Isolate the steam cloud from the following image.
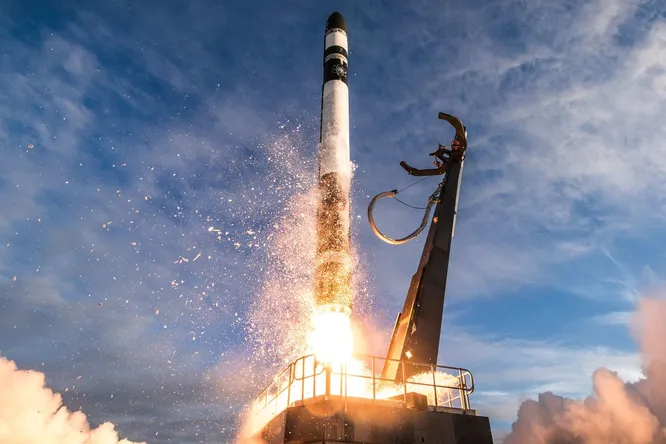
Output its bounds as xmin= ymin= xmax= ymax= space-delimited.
xmin=504 ymin=297 xmax=666 ymax=443
xmin=0 ymin=356 xmax=144 ymax=444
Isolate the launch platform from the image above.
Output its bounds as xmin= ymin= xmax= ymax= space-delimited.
xmin=251 ymin=354 xmax=494 ymax=444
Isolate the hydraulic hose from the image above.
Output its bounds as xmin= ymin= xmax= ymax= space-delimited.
xmin=367 ymin=188 xmax=439 ymax=245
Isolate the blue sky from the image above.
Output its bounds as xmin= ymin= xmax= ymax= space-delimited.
xmin=1 ymin=0 xmax=665 ymax=442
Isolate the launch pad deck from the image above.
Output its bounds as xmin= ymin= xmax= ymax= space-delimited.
xmin=261 ymin=393 xmax=493 ymax=444
xmin=250 ymin=354 xmax=494 ymax=444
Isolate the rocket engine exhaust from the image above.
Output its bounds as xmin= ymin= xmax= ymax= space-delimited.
xmin=314 ymin=12 xmax=352 ymax=314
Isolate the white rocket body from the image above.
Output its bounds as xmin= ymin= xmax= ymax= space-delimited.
xmin=319 ymin=28 xmax=351 ymax=179
xmin=315 ymin=12 xmax=353 ymax=311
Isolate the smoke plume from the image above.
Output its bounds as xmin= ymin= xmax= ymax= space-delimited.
xmin=504 ymin=297 xmax=666 ymax=443
xmin=0 ymin=356 xmax=144 ymax=444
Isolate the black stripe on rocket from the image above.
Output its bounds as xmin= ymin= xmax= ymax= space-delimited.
xmin=324 ymin=56 xmax=348 ymax=84
xmin=324 ymin=45 xmax=348 ymax=59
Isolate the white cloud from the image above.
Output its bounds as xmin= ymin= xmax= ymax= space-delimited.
xmin=502 ymin=297 xmax=666 ymax=443
xmin=0 ymin=356 xmax=144 ymax=444
xmin=439 ymin=326 xmax=643 ymax=439
xmin=591 ymin=311 xmax=633 ymax=326
xmin=443 ymin=329 xmax=642 ymax=397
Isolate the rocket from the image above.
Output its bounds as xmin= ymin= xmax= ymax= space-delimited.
xmin=314 ymin=12 xmax=352 ymax=314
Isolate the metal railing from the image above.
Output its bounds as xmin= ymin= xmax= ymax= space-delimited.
xmin=250 ymin=354 xmax=475 ymax=425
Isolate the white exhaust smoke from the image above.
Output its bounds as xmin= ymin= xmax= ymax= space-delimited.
xmin=504 ymin=297 xmax=666 ymax=443
xmin=0 ymin=356 xmax=144 ymax=444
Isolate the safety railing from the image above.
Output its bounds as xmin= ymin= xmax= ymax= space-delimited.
xmin=249 ymin=354 xmax=475 ymax=427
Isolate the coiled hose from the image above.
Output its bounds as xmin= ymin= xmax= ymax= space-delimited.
xmin=367 ymin=182 xmax=443 ymax=245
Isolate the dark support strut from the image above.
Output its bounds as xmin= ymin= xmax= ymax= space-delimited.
xmin=381 ymin=113 xmax=467 ymax=383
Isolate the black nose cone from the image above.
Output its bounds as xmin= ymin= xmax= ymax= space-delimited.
xmin=326 ymin=12 xmax=346 ymax=32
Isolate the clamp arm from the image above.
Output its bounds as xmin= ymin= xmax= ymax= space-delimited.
xmin=400 ymin=112 xmax=467 ymax=176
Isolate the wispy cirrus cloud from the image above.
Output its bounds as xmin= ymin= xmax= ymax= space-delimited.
xmin=355 ymin=1 xmax=666 ymax=438
xmin=359 ymin=0 xmax=666 ymax=308
xmin=0 ymin=4 xmax=314 ymax=441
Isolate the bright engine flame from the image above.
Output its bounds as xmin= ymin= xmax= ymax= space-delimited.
xmin=239 ymin=304 xmax=467 ymax=441
xmin=307 ymin=304 xmax=354 ymax=367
